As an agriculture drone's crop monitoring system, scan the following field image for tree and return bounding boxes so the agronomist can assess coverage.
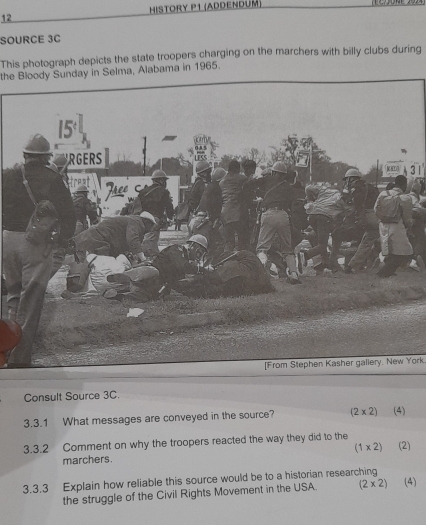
[267,135,333,184]
[217,153,243,169]
[365,163,383,185]
[149,157,192,185]
[242,148,267,166]
[108,160,145,177]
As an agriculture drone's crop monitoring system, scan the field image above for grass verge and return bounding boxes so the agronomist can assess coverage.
[32,269,426,354]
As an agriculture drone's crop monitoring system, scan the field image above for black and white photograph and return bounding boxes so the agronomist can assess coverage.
[1,80,426,368]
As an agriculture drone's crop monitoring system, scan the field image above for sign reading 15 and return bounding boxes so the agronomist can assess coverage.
[55,113,83,144]
[59,119,76,140]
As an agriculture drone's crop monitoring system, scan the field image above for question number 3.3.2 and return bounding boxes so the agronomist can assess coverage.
[23,444,49,454]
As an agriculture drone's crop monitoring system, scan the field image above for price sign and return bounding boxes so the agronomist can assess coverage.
[54,113,85,148]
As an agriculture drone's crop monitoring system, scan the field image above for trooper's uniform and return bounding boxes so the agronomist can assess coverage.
[175,249,274,299]
[189,166,225,253]
[133,170,173,256]
[188,161,211,216]
[73,215,153,259]
[2,134,76,367]
[72,184,99,235]
[245,162,300,284]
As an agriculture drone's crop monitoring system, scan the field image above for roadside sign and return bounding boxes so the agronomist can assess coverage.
[295,150,310,168]
[54,113,85,149]
[55,148,109,170]
[100,176,180,216]
[192,134,212,180]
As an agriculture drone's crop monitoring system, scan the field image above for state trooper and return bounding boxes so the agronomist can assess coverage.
[50,153,70,189]
[245,161,301,284]
[72,184,99,235]
[2,134,76,367]
[133,169,174,256]
[188,161,212,218]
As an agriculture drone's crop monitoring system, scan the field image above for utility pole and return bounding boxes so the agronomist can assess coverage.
[376,159,379,187]
[142,136,147,176]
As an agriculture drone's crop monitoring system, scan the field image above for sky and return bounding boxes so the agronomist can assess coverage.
[2,80,425,173]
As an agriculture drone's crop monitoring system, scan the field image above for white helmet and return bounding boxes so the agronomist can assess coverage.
[140,211,156,223]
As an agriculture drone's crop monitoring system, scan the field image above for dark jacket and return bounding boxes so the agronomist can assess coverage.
[197,181,222,221]
[352,180,380,214]
[151,244,193,285]
[135,183,174,219]
[2,160,76,245]
[188,177,207,213]
[219,172,248,224]
[92,215,147,257]
[73,194,98,224]
[245,173,295,213]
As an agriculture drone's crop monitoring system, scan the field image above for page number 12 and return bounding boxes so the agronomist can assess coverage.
[2,14,12,22]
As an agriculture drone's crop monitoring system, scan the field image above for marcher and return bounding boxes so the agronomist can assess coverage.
[302,183,345,272]
[407,179,426,269]
[133,170,174,256]
[246,161,300,284]
[2,134,76,367]
[344,171,380,273]
[73,184,99,235]
[219,159,249,252]
[375,175,413,278]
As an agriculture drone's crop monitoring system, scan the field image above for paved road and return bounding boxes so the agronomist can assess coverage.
[34,301,426,367]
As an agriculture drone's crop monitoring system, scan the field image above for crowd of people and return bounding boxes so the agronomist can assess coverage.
[186,159,426,281]
[2,133,426,367]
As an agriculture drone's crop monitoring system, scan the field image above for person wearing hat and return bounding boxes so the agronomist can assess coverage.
[188,166,224,253]
[343,169,380,273]
[329,168,377,272]
[106,234,209,302]
[133,169,174,256]
[219,159,249,252]
[175,247,274,299]
[72,183,99,236]
[50,154,70,189]
[2,134,76,367]
[245,161,301,284]
[188,161,212,217]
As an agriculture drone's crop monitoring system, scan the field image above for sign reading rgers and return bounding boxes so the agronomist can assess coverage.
[57,148,109,169]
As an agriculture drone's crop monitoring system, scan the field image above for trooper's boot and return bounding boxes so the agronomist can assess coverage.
[286,268,302,285]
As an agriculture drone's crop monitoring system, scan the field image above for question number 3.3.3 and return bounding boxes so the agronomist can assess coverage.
[23,484,48,495]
